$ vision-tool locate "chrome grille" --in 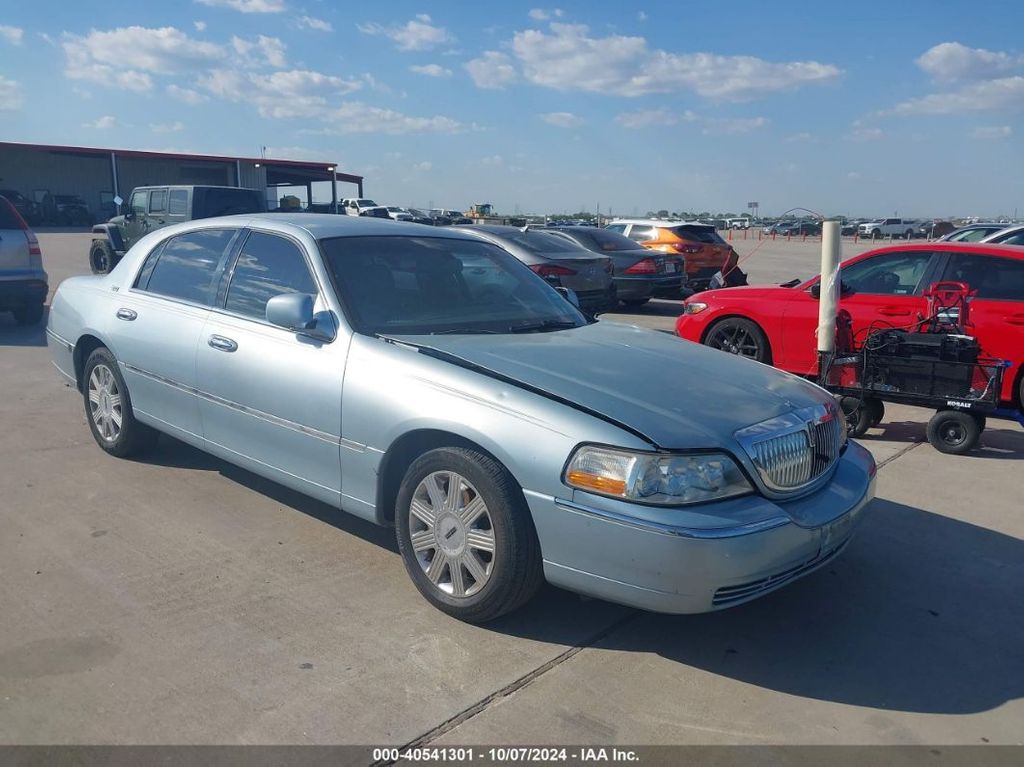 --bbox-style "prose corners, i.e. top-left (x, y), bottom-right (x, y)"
top-left (735, 403), bottom-right (843, 494)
